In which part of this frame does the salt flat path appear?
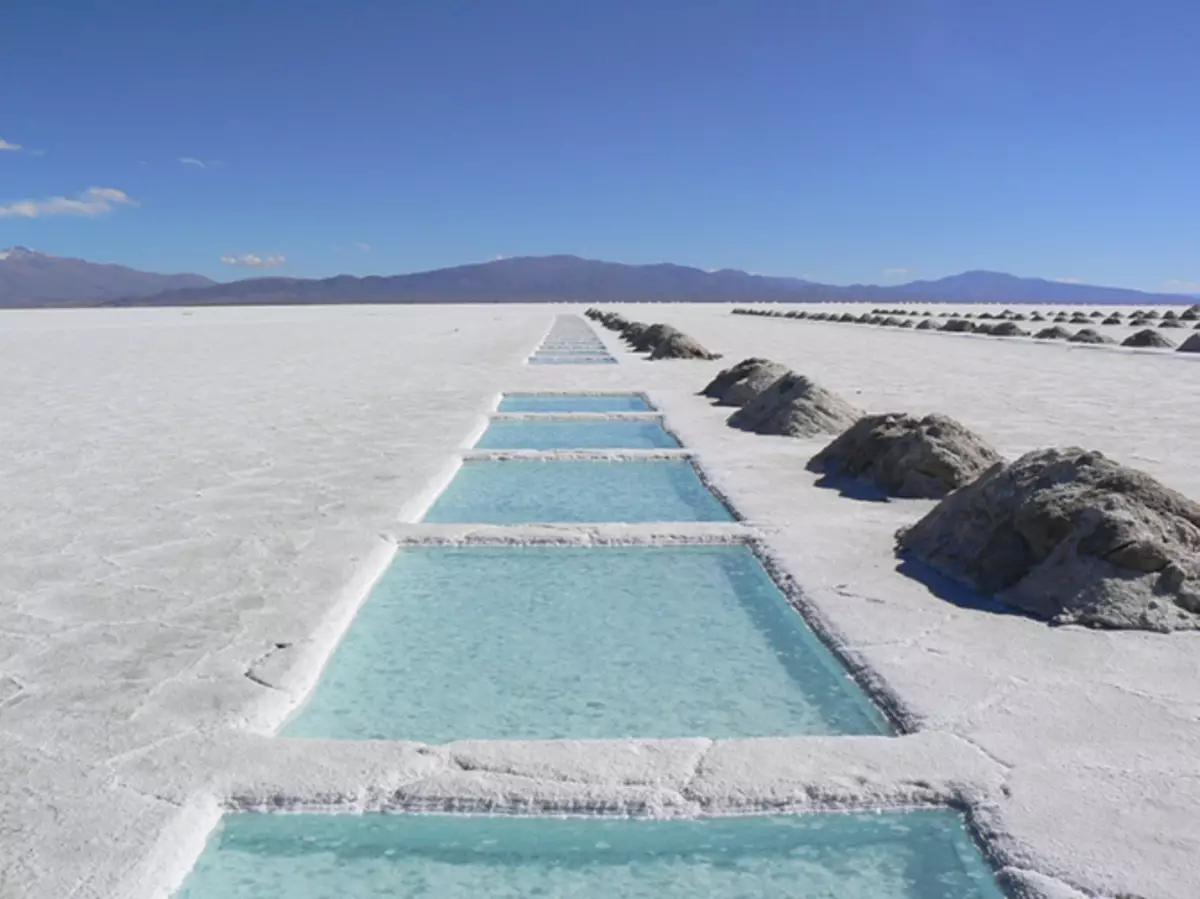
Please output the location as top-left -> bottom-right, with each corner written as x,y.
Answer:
0,304 -> 1196,899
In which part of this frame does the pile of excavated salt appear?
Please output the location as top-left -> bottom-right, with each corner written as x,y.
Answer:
898,447 -> 1200,631
729,372 -> 861,438
808,412 -> 1001,499
701,357 -> 790,406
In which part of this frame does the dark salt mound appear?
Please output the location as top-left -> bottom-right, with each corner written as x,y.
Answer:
808,412 -> 1001,499
621,321 -> 650,344
990,321 -> 1030,337
941,319 -> 973,332
915,319 -> 935,330
897,448 -> 1200,631
650,333 -> 722,360
1177,334 -> 1200,353
1068,329 -> 1114,344
729,372 -> 861,438
702,358 -> 789,406
1122,329 -> 1175,349
629,323 -> 683,352
1035,326 -> 1073,340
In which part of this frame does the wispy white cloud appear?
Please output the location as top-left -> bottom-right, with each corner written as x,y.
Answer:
883,267 -> 909,277
494,254 -> 506,261
179,157 -> 206,168
1054,277 -> 1083,284
220,253 -> 286,269
0,186 -> 139,219
355,241 -> 371,253
29,148 -> 45,156
0,138 -> 21,151
1163,278 -> 1200,293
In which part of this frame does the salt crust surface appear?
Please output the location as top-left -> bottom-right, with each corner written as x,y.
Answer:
1,304 -> 1197,899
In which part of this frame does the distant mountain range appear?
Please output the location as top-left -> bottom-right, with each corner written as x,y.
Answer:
0,247 -> 214,307
0,249 -> 1193,308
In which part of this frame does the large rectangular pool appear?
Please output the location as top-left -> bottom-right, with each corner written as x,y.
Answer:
422,459 -> 732,523
474,417 -> 680,450
497,394 -> 652,413
175,810 -> 1006,899
282,545 -> 886,740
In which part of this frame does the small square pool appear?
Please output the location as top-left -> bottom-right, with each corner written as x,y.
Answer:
498,394 -> 652,413
474,417 -> 680,450
282,545 -> 886,740
422,459 -> 732,523
175,810 -> 1006,899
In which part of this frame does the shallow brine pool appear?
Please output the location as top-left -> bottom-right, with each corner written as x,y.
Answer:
175,810 -> 1005,899
422,459 -> 732,523
497,394 -> 652,413
474,417 -> 680,450
528,355 -> 617,364
282,545 -> 886,740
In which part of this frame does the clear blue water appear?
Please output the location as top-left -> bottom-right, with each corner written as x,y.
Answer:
475,418 -> 680,450
282,545 -> 885,740
422,460 -> 732,523
528,356 -> 617,365
175,810 -> 1006,899
498,394 -> 652,413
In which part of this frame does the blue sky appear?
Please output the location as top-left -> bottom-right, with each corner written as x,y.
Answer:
2,0 -> 1198,290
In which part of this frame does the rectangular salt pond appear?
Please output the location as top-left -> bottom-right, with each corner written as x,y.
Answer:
498,393 -> 652,413
474,417 -> 680,450
282,545 -> 885,740
422,459 -> 732,523
528,356 -> 617,365
175,810 -> 1006,899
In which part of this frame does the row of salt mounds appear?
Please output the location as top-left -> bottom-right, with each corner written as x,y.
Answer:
898,448 -> 1200,631
701,357 -> 790,406
728,371 -> 861,437
618,318 -> 722,360
704,358 -> 1000,498
807,413 -> 1002,499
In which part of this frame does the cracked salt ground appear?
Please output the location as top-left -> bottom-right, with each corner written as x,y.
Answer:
4,304 -> 1195,899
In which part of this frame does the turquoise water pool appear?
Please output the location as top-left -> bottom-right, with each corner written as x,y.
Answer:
474,418 -> 680,450
497,394 -> 652,413
422,459 -> 732,523
528,355 -> 617,365
175,810 -> 1005,899
282,545 -> 885,740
